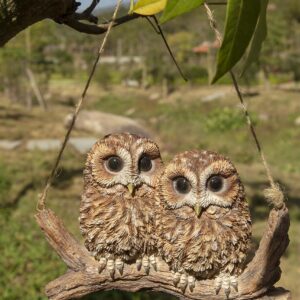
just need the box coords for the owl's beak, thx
[127,183,135,196]
[194,203,203,217]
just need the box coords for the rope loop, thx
[203,2,285,209]
[37,0,123,211]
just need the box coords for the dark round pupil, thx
[208,176,223,192]
[139,156,152,172]
[107,156,123,172]
[174,177,190,194]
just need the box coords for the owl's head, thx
[159,150,244,217]
[85,133,163,195]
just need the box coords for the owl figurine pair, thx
[79,133,252,297]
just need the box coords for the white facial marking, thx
[139,160,155,187]
[134,142,159,188]
[198,163,231,208]
[171,169,198,209]
[107,147,132,186]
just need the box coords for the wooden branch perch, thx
[35,206,290,300]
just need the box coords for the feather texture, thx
[156,150,251,279]
[80,133,163,264]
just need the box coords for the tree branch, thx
[0,0,140,47]
[0,0,228,47]
[73,0,100,24]
[35,206,290,300]
[62,13,140,35]
[60,1,227,38]
[0,0,76,47]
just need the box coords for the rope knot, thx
[263,184,285,210]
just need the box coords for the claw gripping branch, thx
[35,207,289,300]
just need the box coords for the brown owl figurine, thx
[80,133,163,278]
[156,150,251,296]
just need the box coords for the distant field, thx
[0,82,299,299]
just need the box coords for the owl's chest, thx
[96,191,154,233]
[81,188,156,259]
[161,208,251,276]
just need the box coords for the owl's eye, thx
[207,175,224,192]
[173,177,191,194]
[139,155,153,172]
[105,156,124,172]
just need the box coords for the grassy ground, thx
[0,81,299,299]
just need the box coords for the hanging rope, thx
[204,3,284,209]
[37,0,123,210]
[37,0,284,210]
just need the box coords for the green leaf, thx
[212,0,261,84]
[241,0,268,76]
[132,0,167,16]
[160,0,205,23]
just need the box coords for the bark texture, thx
[0,0,75,47]
[35,206,290,300]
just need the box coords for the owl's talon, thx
[173,272,181,287]
[136,258,142,271]
[188,275,196,292]
[231,276,238,292]
[142,256,150,274]
[178,273,188,293]
[215,276,222,295]
[98,257,107,274]
[149,255,157,271]
[214,274,238,298]
[225,287,230,299]
[115,258,124,275]
[109,269,115,279]
[107,258,115,279]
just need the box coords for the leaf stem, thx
[152,16,188,82]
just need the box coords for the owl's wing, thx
[80,186,148,261]
[79,186,122,252]
[155,198,189,268]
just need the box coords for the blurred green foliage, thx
[0,163,12,201]
[0,0,300,298]
[204,107,246,132]
[0,0,299,108]
[0,211,65,300]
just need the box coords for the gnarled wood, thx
[0,0,75,47]
[35,206,290,300]
[0,0,140,47]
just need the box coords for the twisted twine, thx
[37,0,123,210]
[204,3,284,209]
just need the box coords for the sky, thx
[78,0,130,12]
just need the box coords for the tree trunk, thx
[0,0,75,47]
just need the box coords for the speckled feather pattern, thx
[79,133,163,263]
[80,183,157,261]
[156,150,252,279]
